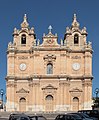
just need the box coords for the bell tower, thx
[6,14,36,111]
[64,14,93,110]
[13,14,36,49]
[64,14,88,49]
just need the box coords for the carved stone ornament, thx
[71,56,81,59]
[47,39,54,44]
[18,56,28,59]
[43,54,56,62]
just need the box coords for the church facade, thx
[6,14,93,112]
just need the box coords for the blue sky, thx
[0,0,99,100]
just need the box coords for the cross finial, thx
[73,14,77,22]
[48,25,52,33]
[24,14,27,22]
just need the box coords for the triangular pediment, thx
[16,88,29,93]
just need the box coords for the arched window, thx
[47,63,53,74]
[74,34,79,44]
[21,34,26,44]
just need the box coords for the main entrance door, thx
[45,95,53,112]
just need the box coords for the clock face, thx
[19,63,27,71]
[72,63,80,70]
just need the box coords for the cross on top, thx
[48,25,52,33]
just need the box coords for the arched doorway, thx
[19,97,26,112]
[45,95,53,112]
[72,97,79,111]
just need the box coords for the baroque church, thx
[6,14,93,112]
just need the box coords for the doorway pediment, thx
[42,84,57,90]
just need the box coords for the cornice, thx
[69,75,93,80]
[6,49,17,54]
[6,74,93,80]
[7,47,93,54]
[5,76,31,80]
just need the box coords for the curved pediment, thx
[42,84,57,90]
[69,87,82,92]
